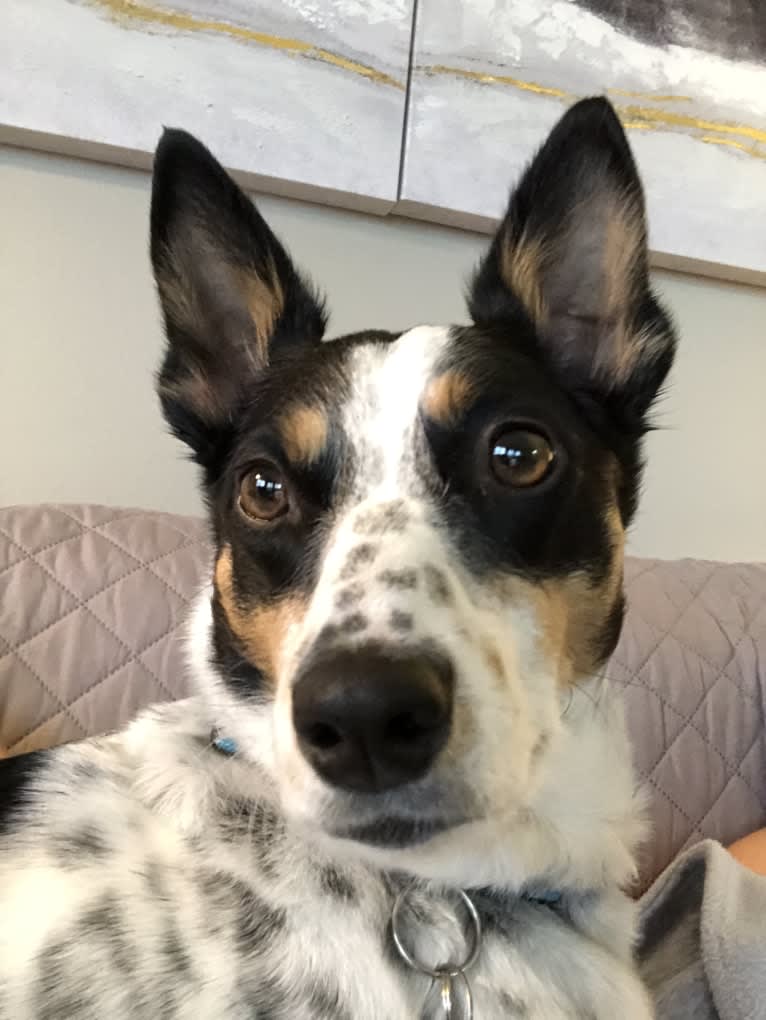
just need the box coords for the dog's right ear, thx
[151,129,327,469]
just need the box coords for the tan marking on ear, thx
[422,372,476,427]
[156,265,202,338]
[499,231,548,326]
[214,545,307,684]
[603,194,644,315]
[595,192,646,385]
[240,256,285,363]
[278,405,328,465]
[156,236,284,368]
[158,370,225,423]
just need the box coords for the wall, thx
[1,145,764,562]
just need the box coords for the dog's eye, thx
[490,429,554,488]
[238,462,290,522]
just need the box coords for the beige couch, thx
[1,503,764,893]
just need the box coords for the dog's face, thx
[151,99,675,871]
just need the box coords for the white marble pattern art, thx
[400,0,766,279]
[0,0,414,209]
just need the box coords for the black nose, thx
[292,649,454,793]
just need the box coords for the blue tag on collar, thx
[212,732,238,756]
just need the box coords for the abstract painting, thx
[400,0,766,279]
[0,0,414,210]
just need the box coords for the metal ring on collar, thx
[391,887,482,979]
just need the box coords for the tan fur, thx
[278,405,328,465]
[480,638,506,685]
[156,268,201,340]
[539,505,625,685]
[499,231,548,326]
[157,233,284,370]
[214,546,306,682]
[498,190,651,388]
[595,192,645,385]
[421,372,476,427]
[240,258,284,362]
[158,370,224,423]
[492,501,625,687]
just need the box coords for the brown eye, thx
[238,462,290,522]
[490,429,555,488]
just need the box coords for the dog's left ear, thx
[469,97,675,432]
[150,129,327,470]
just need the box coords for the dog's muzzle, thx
[292,647,454,794]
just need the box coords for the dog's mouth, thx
[329,813,468,849]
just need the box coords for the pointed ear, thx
[150,129,327,466]
[468,97,675,432]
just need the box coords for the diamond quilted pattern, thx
[87,569,185,654]
[0,655,73,750]
[148,541,211,597]
[19,609,127,731]
[35,530,138,601]
[739,736,766,799]
[0,506,83,556]
[0,504,209,759]
[138,637,192,701]
[0,555,78,646]
[96,515,196,562]
[0,507,764,893]
[0,539,24,575]
[617,558,766,890]
[70,659,168,741]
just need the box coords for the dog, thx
[0,96,676,1018]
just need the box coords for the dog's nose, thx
[292,649,454,793]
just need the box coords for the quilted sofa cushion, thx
[1,504,764,890]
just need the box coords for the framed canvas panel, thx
[0,0,415,212]
[400,0,766,282]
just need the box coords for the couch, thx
[1,503,764,894]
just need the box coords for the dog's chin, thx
[327,813,470,850]
[280,771,480,858]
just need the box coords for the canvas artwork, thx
[0,0,414,209]
[400,0,766,279]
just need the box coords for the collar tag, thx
[211,730,238,756]
[391,886,480,1019]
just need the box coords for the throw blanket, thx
[638,840,766,1019]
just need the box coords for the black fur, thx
[0,748,50,835]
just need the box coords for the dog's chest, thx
[0,718,649,1020]
[1,823,631,1020]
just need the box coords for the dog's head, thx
[151,98,675,879]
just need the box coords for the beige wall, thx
[1,145,764,562]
